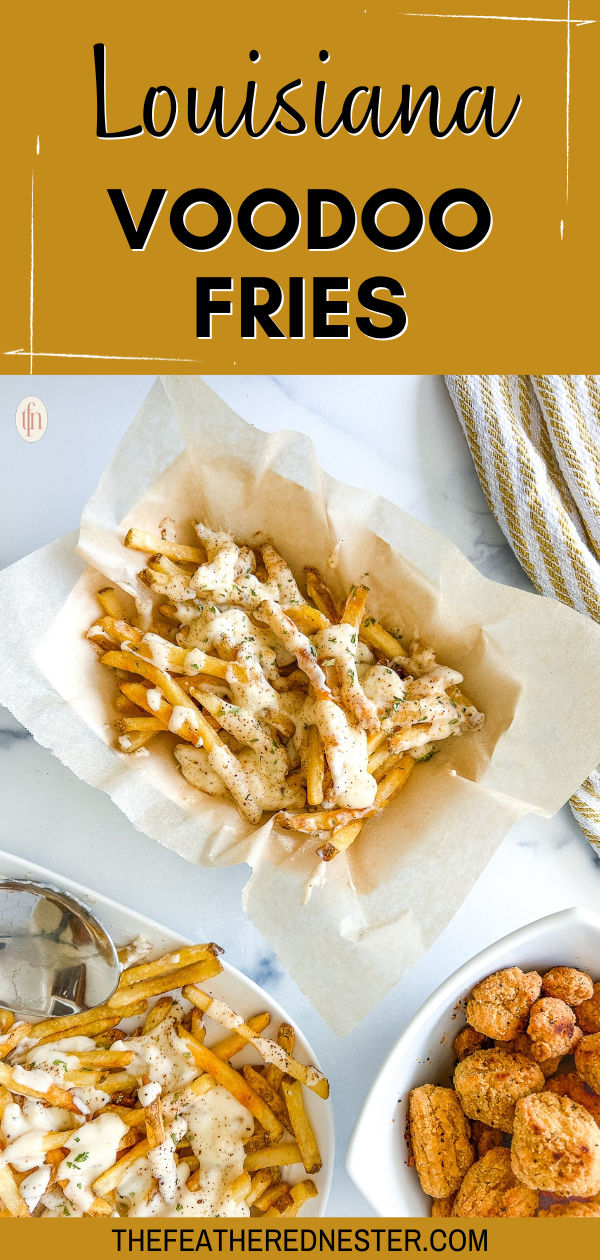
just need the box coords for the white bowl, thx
[346,906,600,1216]
[0,849,334,1216]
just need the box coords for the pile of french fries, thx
[86,520,483,863]
[0,941,328,1218]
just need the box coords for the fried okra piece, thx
[469,1120,504,1158]
[452,1148,538,1218]
[575,1033,600,1095]
[453,1027,491,1062]
[578,983,600,1035]
[409,1085,474,1199]
[542,966,594,1007]
[454,1049,544,1132]
[496,1032,560,1078]
[466,968,542,1041]
[511,1093,600,1197]
[526,997,582,1063]
[545,1072,600,1125]
[431,1194,456,1218]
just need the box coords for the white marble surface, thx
[0,374,598,1216]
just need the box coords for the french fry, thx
[0,1083,14,1120]
[264,1024,295,1092]
[243,1130,268,1156]
[0,1022,33,1060]
[124,528,205,565]
[0,1163,29,1216]
[183,988,328,1098]
[115,694,144,716]
[264,1178,318,1216]
[230,1171,252,1202]
[341,584,369,630]
[244,1142,302,1173]
[0,1063,84,1112]
[27,1004,150,1045]
[33,1013,128,1046]
[99,1073,139,1096]
[190,1009,205,1043]
[242,1065,290,1132]
[119,944,221,990]
[283,605,330,634]
[375,756,415,802]
[92,1138,150,1196]
[63,1070,103,1087]
[86,1195,115,1217]
[4,1128,81,1157]
[108,956,222,1008]
[304,567,339,622]
[255,1180,292,1211]
[104,1106,146,1128]
[144,1091,165,1150]
[281,1078,321,1173]
[97,587,126,619]
[211,1012,271,1061]
[0,1009,15,1035]
[360,616,407,658]
[75,1050,134,1069]
[306,726,325,807]
[143,997,173,1034]
[316,820,363,862]
[275,806,373,834]
[118,730,157,754]
[115,716,163,733]
[246,1168,280,1206]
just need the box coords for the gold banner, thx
[0,1217,596,1254]
[3,0,598,371]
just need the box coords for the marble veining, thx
[0,374,598,1217]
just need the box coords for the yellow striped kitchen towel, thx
[445,374,600,850]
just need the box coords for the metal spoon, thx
[0,878,120,1019]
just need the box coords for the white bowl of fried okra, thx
[346,907,600,1217]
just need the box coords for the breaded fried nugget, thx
[469,1120,504,1158]
[466,968,542,1041]
[575,1033,600,1094]
[539,1203,600,1217]
[431,1194,456,1217]
[497,1032,560,1078]
[578,985,600,1035]
[526,997,582,1063]
[454,1027,491,1062]
[545,1071,600,1124]
[454,1048,544,1132]
[542,967,594,1007]
[409,1085,474,1198]
[511,1093,600,1197]
[452,1149,538,1218]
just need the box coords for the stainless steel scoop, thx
[0,878,120,1019]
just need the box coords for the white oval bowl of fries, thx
[345,907,600,1217]
[0,851,334,1219]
